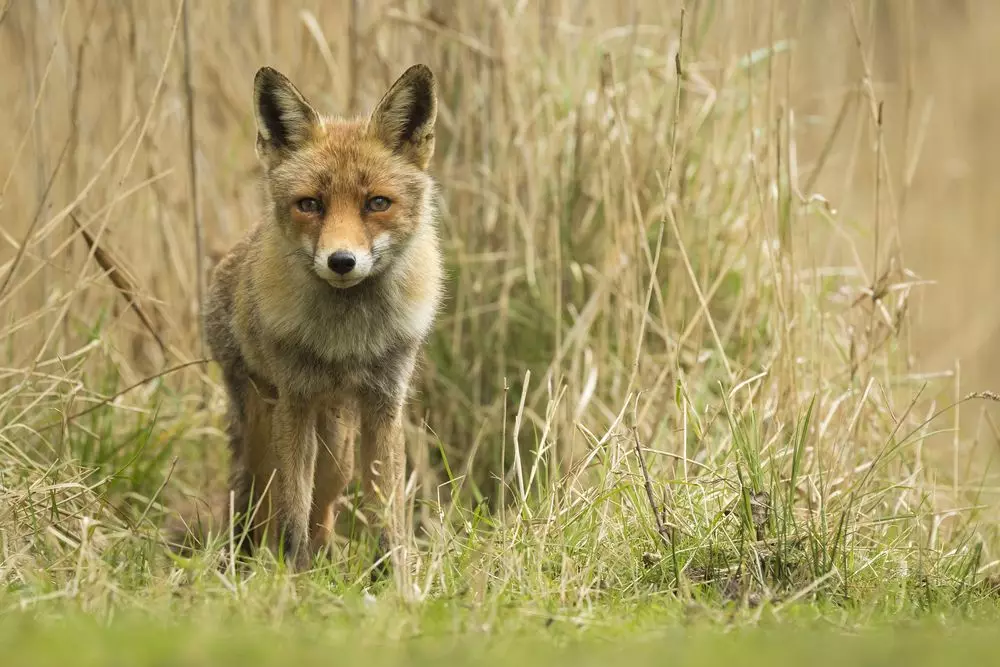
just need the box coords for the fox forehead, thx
[268,119,429,202]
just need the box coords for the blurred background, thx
[0,1,997,512]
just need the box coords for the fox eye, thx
[296,197,323,214]
[365,196,392,213]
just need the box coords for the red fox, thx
[201,64,443,574]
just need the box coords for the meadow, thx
[1,1,999,662]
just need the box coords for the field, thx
[2,0,1000,662]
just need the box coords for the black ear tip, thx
[254,66,286,88]
[404,64,435,85]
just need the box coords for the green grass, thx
[3,380,998,632]
[5,605,1000,666]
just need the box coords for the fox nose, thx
[327,251,356,275]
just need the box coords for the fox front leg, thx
[360,400,407,582]
[269,393,319,570]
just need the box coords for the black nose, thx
[327,251,356,275]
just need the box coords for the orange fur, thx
[196,64,443,574]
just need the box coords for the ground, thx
[2,1,1000,664]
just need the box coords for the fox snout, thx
[313,243,377,287]
[311,226,396,288]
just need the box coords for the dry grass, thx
[1,0,999,633]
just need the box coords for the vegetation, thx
[1,1,998,661]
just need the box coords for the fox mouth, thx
[323,275,366,289]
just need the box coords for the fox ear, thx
[368,64,437,170]
[253,67,320,159]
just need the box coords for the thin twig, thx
[804,89,854,194]
[349,0,361,114]
[136,457,178,529]
[70,213,167,355]
[664,5,685,192]
[631,395,670,550]
[32,0,185,367]
[0,136,71,298]
[0,0,68,201]
[383,7,499,63]
[62,0,99,344]
[36,358,209,434]
[182,0,207,396]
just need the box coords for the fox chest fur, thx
[216,221,441,405]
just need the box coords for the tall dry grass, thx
[0,0,998,610]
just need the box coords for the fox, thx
[198,63,443,574]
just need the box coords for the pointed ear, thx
[253,67,320,160]
[368,64,437,170]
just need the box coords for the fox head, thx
[252,64,437,289]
